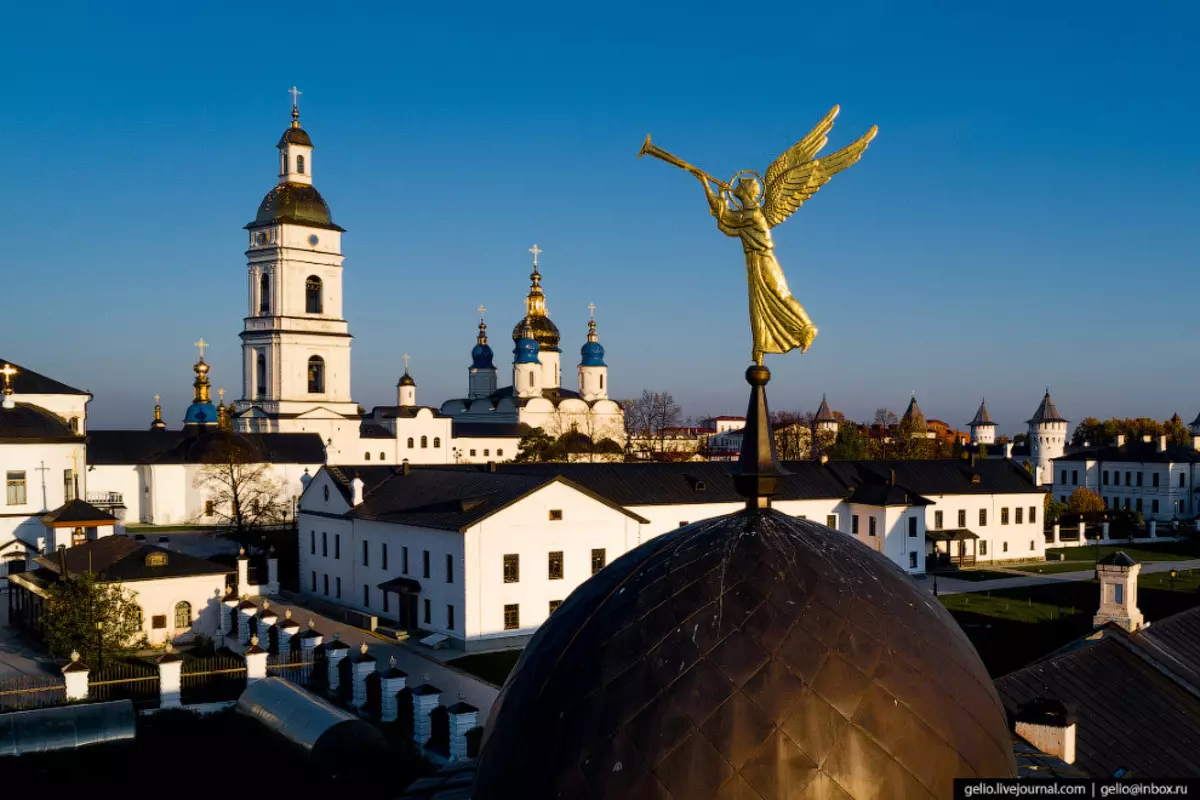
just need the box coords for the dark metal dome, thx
[277,126,313,148]
[248,182,343,231]
[0,402,78,440]
[475,509,1016,799]
[512,314,560,352]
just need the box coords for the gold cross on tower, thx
[588,303,596,321]
[477,304,486,321]
[154,393,161,405]
[218,388,226,403]
[528,244,542,268]
[0,363,17,393]
[193,338,208,360]
[289,85,302,110]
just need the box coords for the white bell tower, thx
[233,88,358,457]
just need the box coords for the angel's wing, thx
[762,125,878,228]
[763,106,841,188]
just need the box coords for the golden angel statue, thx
[640,106,877,364]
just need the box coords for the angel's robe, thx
[711,197,817,360]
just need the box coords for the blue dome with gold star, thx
[184,402,218,425]
[513,324,540,365]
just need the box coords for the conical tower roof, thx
[814,394,836,422]
[1027,390,1067,424]
[970,398,995,427]
[902,393,927,431]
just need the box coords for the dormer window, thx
[296,154,305,175]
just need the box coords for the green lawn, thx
[942,570,1200,677]
[938,569,1017,582]
[1046,541,1200,563]
[1010,561,1098,575]
[449,649,523,687]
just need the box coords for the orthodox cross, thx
[403,353,410,373]
[0,363,17,393]
[588,303,596,321]
[154,393,161,406]
[289,85,302,111]
[194,338,208,360]
[477,304,486,322]
[528,244,542,268]
[70,448,81,499]
[218,388,226,403]
[35,461,49,511]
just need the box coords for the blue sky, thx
[2,1,1197,434]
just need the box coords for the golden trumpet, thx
[638,135,731,191]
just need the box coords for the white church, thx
[228,96,624,464]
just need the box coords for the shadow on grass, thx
[449,649,523,687]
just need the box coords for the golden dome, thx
[512,314,560,352]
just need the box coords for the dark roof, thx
[41,499,116,526]
[324,465,405,505]
[902,394,928,430]
[0,359,88,395]
[475,510,1016,797]
[1097,551,1138,567]
[344,469,648,531]
[375,405,445,419]
[450,421,531,439]
[359,423,394,439]
[247,182,344,231]
[1011,737,1088,779]
[378,576,421,594]
[0,402,81,441]
[37,537,231,582]
[1136,606,1200,688]
[398,372,416,387]
[826,459,1042,498]
[925,528,978,541]
[814,395,836,422]
[1028,391,1068,424]
[1052,440,1200,464]
[277,125,312,147]
[997,631,1200,778]
[845,482,933,507]
[87,429,324,465]
[970,400,994,426]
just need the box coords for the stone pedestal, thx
[300,623,323,681]
[326,637,350,691]
[1078,522,1087,543]
[238,601,257,647]
[245,638,268,683]
[411,684,442,746]
[1101,522,1110,540]
[1052,524,1060,545]
[447,702,479,762]
[157,651,183,708]
[62,656,89,701]
[267,556,280,595]
[237,551,250,594]
[257,607,277,651]
[1149,520,1157,538]
[351,646,377,710]
[220,595,239,638]
[380,665,408,723]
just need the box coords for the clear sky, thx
[2,1,1197,435]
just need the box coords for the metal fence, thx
[266,651,321,687]
[0,673,66,711]
[181,655,247,705]
[88,660,160,709]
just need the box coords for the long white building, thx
[298,459,1045,651]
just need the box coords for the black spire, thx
[733,365,789,509]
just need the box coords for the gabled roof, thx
[1028,391,1067,424]
[825,459,1041,498]
[36,537,231,582]
[0,359,89,396]
[1097,551,1138,567]
[970,399,994,427]
[814,395,836,422]
[87,429,325,465]
[41,499,116,527]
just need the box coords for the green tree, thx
[827,423,869,460]
[1067,487,1104,515]
[1164,414,1189,446]
[44,572,145,666]
[514,428,556,462]
[1045,501,1069,525]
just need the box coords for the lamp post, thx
[95,620,104,672]
[1170,569,1178,593]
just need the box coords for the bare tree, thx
[618,390,683,461]
[193,437,290,550]
[771,410,812,461]
[873,408,898,428]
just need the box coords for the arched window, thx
[296,154,305,175]
[174,601,192,629]
[259,272,270,314]
[407,438,414,448]
[280,152,287,174]
[306,276,323,314]
[256,353,267,399]
[379,452,385,460]
[421,436,428,449]
[600,374,604,390]
[433,437,440,448]
[307,356,325,393]
[529,372,535,387]
[364,452,371,461]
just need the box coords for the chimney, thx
[488,461,497,473]
[1094,552,1144,632]
[1114,434,1125,447]
[1157,435,1167,453]
[350,476,365,506]
[1014,699,1076,765]
[1193,434,1200,452]
[1004,442,1014,459]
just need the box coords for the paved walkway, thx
[244,595,501,727]
[924,559,1200,596]
[0,591,59,679]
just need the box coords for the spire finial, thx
[403,353,410,374]
[194,338,208,361]
[529,243,542,269]
[154,393,161,405]
[477,304,487,322]
[217,388,225,404]
[588,302,596,321]
[288,85,302,127]
[586,304,599,343]
[734,365,789,509]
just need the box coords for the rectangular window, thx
[1115,584,1124,605]
[402,546,409,574]
[382,543,388,570]
[549,600,562,615]
[446,554,453,584]
[1001,508,1009,525]
[1136,498,1143,512]
[423,550,430,579]
[908,552,917,569]
[1015,507,1023,524]
[322,532,328,557]
[934,511,943,530]
[852,515,860,535]
[958,510,966,528]
[1072,470,1078,486]
[979,509,988,527]
[310,530,315,555]
[868,517,877,537]
[323,574,329,596]
[1153,472,1160,488]
[363,540,369,567]
[1125,471,1131,486]
[980,541,988,556]
[591,548,607,575]
[548,551,564,580]
[549,509,563,521]
[335,534,340,560]
[1030,506,1037,524]
[447,604,455,630]
[204,500,214,517]
[1153,499,1160,513]
[907,517,917,537]
[363,584,370,607]
[826,514,837,529]
[1181,473,1187,488]
[504,604,520,631]
[424,599,431,625]
[679,521,689,527]
[311,571,316,591]
[64,469,75,502]
[336,577,341,598]
[1137,471,1143,487]
[1103,470,1109,485]
[498,449,504,457]
[1060,470,1067,485]
[504,554,520,583]
[484,449,489,457]
[1002,542,1008,553]
[152,615,167,630]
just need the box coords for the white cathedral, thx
[229,97,624,464]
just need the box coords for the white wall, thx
[923,492,1045,562]
[0,441,84,552]
[1051,457,1199,521]
[123,572,230,646]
